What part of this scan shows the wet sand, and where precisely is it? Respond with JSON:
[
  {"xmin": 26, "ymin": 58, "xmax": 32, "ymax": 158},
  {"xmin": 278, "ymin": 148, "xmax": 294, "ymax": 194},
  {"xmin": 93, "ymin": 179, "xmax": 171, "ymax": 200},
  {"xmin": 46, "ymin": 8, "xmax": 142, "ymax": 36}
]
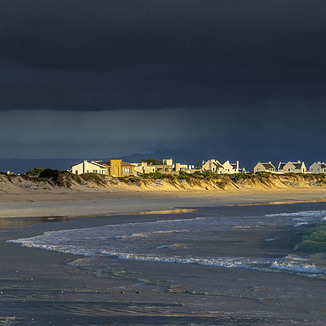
[{"xmin": 1, "ymin": 191, "xmax": 326, "ymax": 325}]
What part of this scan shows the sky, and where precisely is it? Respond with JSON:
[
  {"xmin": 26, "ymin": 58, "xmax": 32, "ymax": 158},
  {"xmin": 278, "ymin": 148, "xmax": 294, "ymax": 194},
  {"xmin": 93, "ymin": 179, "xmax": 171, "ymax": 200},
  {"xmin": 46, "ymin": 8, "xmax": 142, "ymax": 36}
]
[{"xmin": 1, "ymin": 1, "xmax": 326, "ymax": 169}]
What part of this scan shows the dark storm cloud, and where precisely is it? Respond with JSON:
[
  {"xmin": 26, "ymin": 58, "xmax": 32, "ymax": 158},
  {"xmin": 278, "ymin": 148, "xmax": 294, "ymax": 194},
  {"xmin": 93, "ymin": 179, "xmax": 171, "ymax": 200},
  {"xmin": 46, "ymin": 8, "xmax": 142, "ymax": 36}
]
[{"xmin": 1, "ymin": 0, "xmax": 326, "ymax": 111}]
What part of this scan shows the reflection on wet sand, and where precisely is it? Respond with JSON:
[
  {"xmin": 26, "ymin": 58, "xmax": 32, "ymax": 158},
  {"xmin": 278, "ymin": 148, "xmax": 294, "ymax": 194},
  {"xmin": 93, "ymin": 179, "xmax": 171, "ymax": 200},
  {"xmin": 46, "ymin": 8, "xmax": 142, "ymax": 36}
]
[{"xmin": 0, "ymin": 216, "xmax": 70, "ymax": 231}]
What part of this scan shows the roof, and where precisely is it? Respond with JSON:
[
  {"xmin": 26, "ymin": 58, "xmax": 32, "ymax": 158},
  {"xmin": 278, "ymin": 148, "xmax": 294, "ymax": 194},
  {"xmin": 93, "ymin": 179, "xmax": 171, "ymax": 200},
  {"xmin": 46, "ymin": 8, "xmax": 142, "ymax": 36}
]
[
  {"xmin": 279, "ymin": 161, "xmax": 304, "ymax": 170},
  {"xmin": 94, "ymin": 161, "xmax": 110, "ymax": 167},
  {"xmin": 293, "ymin": 162, "xmax": 304, "ymax": 169},
  {"xmin": 261, "ymin": 162, "xmax": 275, "ymax": 169},
  {"xmin": 278, "ymin": 163, "xmax": 286, "ymax": 170},
  {"xmin": 313, "ymin": 162, "xmax": 326, "ymax": 169},
  {"xmin": 94, "ymin": 160, "xmax": 134, "ymax": 167},
  {"xmin": 90, "ymin": 161, "xmax": 107, "ymax": 169},
  {"xmin": 213, "ymin": 161, "xmax": 224, "ymax": 168},
  {"xmin": 71, "ymin": 160, "xmax": 107, "ymax": 169},
  {"xmin": 122, "ymin": 161, "xmax": 135, "ymax": 167},
  {"xmin": 231, "ymin": 163, "xmax": 237, "ymax": 169}
]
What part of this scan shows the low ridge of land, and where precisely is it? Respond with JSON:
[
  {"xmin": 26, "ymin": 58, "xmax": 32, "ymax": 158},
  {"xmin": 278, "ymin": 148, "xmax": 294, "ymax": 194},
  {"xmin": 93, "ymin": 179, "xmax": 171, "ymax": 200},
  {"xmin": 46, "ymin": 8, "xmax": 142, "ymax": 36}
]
[{"xmin": 1, "ymin": 170, "xmax": 326, "ymax": 194}]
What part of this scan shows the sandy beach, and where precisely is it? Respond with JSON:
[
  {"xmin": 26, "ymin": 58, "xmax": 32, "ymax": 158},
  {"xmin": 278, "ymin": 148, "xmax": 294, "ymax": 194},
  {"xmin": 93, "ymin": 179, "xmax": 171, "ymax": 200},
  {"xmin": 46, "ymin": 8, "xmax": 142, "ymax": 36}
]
[
  {"xmin": 1, "ymin": 188, "xmax": 326, "ymax": 325},
  {"xmin": 1, "ymin": 187, "xmax": 326, "ymax": 219}
]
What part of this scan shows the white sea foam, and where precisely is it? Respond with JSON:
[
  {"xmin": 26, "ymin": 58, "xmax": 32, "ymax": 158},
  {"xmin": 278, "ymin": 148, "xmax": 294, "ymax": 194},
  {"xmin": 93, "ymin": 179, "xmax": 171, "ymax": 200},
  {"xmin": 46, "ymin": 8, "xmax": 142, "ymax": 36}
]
[
  {"xmin": 156, "ymin": 243, "xmax": 188, "ymax": 249},
  {"xmin": 265, "ymin": 210, "xmax": 326, "ymax": 218},
  {"xmin": 270, "ymin": 261, "xmax": 323, "ymax": 274},
  {"xmin": 119, "ymin": 230, "xmax": 185, "ymax": 239},
  {"xmin": 292, "ymin": 217, "xmax": 313, "ymax": 221},
  {"xmin": 294, "ymin": 222, "xmax": 311, "ymax": 227}
]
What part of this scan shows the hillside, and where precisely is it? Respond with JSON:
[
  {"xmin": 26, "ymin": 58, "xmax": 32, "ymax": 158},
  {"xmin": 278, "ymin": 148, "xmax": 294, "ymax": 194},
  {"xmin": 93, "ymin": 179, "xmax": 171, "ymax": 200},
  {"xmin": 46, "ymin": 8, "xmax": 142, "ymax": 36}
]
[{"xmin": 1, "ymin": 171, "xmax": 326, "ymax": 194}]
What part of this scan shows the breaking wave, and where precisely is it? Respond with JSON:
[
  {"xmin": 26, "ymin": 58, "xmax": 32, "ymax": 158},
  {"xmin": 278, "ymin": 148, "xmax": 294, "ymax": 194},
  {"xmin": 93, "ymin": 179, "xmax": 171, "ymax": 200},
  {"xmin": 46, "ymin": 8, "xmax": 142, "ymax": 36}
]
[{"xmin": 265, "ymin": 210, "xmax": 326, "ymax": 218}]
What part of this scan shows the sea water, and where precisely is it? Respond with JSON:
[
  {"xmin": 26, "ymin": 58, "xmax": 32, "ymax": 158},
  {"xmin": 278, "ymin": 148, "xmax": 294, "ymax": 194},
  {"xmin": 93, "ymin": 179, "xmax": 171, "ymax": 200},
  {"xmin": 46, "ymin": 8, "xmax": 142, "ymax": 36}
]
[{"xmin": 9, "ymin": 207, "xmax": 326, "ymax": 280}]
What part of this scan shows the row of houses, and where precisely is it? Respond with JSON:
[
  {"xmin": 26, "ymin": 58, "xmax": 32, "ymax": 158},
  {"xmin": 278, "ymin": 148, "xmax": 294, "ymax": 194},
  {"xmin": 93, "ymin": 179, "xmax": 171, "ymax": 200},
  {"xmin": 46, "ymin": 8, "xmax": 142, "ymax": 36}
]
[
  {"xmin": 254, "ymin": 161, "xmax": 326, "ymax": 174},
  {"xmin": 71, "ymin": 159, "xmax": 326, "ymax": 177},
  {"xmin": 71, "ymin": 158, "xmax": 195, "ymax": 177},
  {"xmin": 202, "ymin": 159, "xmax": 326, "ymax": 174},
  {"xmin": 71, "ymin": 160, "xmax": 135, "ymax": 177}
]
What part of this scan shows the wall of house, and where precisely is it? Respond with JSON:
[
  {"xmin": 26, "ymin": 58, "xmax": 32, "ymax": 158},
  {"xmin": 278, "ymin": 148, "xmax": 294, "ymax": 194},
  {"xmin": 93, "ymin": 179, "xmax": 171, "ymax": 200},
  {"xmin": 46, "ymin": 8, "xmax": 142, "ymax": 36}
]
[
  {"xmin": 282, "ymin": 162, "xmax": 307, "ymax": 173},
  {"xmin": 254, "ymin": 162, "xmax": 264, "ymax": 173},
  {"xmin": 133, "ymin": 162, "xmax": 156, "ymax": 174},
  {"xmin": 202, "ymin": 159, "xmax": 220, "ymax": 172},
  {"xmin": 71, "ymin": 162, "xmax": 84, "ymax": 174},
  {"xmin": 254, "ymin": 162, "xmax": 275, "ymax": 173},
  {"xmin": 163, "ymin": 158, "xmax": 173, "ymax": 165},
  {"xmin": 223, "ymin": 161, "xmax": 239, "ymax": 174},
  {"xmin": 309, "ymin": 162, "xmax": 326, "ymax": 174},
  {"xmin": 71, "ymin": 160, "xmax": 106, "ymax": 175},
  {"xmin": 122, "ymin": 165, "xmax": 135, "ymax": 176},
  {"xmin": 310, "ymin": 163, "xmax": 320, "ymax": 173},
  {"xmin": 110, "ymin": 159, "xmax": 122, "ymax": 177}
]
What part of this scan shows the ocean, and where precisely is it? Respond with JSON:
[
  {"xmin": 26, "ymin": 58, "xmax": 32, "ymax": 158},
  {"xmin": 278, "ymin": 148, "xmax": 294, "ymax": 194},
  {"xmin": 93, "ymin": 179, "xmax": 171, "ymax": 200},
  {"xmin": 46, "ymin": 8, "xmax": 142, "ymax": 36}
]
[
  {"xmin": 6, "ymin": 202, "xmax": 326, "ymax": 324},
  {"xmin": 9, "ymin": 207, "xmax": 326, "ymax": 279}
]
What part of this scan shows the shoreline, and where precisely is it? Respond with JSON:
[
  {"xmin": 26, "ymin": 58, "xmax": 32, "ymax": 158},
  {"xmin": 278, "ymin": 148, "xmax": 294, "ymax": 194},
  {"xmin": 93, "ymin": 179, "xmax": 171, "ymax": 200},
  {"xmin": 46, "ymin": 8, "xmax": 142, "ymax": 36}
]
[
  {"xmin": 1, "ymin": 187, "xmax": 326, "ymax": 218},
  {"xmin": 1, "ymin": 191, "xmax": 326, "ymax": 324}
]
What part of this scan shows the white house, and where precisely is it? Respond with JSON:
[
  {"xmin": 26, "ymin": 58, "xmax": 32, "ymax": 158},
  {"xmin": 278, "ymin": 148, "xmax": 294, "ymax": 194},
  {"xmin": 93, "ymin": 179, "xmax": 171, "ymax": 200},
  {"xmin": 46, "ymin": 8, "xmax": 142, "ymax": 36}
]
[
  {"xmin": 71, "ymin": 160, "xmax": 107, "ymax": 175},
  {"xmin": 254, "ymin": 162, "xmax": 276, "ymax": 173},
  {"xmin": 132, "ymin": 162, "xmax": 156, "ymax": 174},
  {"xmin": 202, "ymin": 159, "xmax": 240, "ymax": 174},
  {"xmin": 163, "ymin": 158, "xmax": 173, "ymax": 166},
  {"xmin": 278, "ymin": 161, "xmax": 307, "ymax": 174},
  {"xmin": 223, "ymin": 160, "xmax": 239, "ymax": 174},
  {"xmin": 309, "ymin": 162, "xmax": 326, "ymax": 174},
  {"xmin": 202, "ymin": 159, "xmax": 225, "ymax": 174}
]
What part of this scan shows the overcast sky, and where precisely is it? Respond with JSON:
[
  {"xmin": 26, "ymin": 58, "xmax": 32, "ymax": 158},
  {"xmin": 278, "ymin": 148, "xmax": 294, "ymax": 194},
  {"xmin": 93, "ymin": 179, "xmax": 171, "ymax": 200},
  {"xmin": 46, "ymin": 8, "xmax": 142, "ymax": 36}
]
[{"xmin": 1, "ymin": 1, "xmax": 326, "ymax": 166}]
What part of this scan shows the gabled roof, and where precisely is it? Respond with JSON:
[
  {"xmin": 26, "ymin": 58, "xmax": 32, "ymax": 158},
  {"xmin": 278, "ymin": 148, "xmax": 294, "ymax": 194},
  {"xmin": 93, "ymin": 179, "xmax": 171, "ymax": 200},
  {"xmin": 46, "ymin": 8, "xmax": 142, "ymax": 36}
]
[
  {"xmin": 213, "ymin": 161, "xmax": 224, "ymax": 168},
  {"xmin": 122, "ymin": 161, "xmax": 135, "ymax": 167},
  {"xmin": 313, "ymin": 162, "xmax": 326, "ymax": 169},
  {"xmin": 94, "ymin": 161, "xmax": 110, "ymax": 167},
  {"xmin": 94, "ymin": 160, "xmax": 134, "ymax": 167},
  {"xmin": 90, "ymin": 161, "xmax": 107, "ymax": 169},
  {"xmin": 261, "ymin": 162, "xmax": 275, "ymax": 169},
  {"xmin": 71, "ymin": 160, "xmax": 107, "ymax": 169},
  {"xmin": 278, "ymin": 162, "xmax": 286, "ymax": 170},
  {"xmin": 293, "ymin": 162, "xmax": 304, "ymax": 169}
]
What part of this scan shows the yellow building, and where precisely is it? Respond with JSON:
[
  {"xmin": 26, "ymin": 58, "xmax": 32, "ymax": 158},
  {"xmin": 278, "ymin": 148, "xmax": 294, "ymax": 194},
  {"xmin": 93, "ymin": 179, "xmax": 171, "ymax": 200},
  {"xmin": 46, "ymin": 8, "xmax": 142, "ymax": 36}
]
[
  {"xmin": 110, "ymin": 159, "xmax": 122, "ymax": 177},
  {"xmin": 94, "ymin": 160, "xmax": 135, "ymax": 177}
]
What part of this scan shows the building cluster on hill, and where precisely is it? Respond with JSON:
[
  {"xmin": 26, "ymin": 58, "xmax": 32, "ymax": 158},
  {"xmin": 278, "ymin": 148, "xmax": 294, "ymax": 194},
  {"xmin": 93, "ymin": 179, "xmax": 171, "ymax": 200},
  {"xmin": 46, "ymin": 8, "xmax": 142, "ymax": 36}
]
[
  {"xmin": 70, "ymin": 158, "xmax": 326, "ymax": 177},
  {"xmin": 70, "ymin": 158, "xmax": 196, "ymax": 177}
]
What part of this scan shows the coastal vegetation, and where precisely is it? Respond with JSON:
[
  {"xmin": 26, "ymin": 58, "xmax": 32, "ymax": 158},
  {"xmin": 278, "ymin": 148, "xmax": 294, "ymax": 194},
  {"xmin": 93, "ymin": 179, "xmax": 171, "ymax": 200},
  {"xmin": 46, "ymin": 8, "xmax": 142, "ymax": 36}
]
[
  {"xmin": 1, "ymin": 169, "xmax": 326, "ymax": 193},
  {"xmin": 117, "ymin": 171, "xmax": 326, "ymax": 190},
  {"xmin": 26, "ymin": 167, "xmax": 44, "ymax": 176},
  {"xmin": 141, "ymin": 158, "xmax": 163, "ymax": 165}
]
